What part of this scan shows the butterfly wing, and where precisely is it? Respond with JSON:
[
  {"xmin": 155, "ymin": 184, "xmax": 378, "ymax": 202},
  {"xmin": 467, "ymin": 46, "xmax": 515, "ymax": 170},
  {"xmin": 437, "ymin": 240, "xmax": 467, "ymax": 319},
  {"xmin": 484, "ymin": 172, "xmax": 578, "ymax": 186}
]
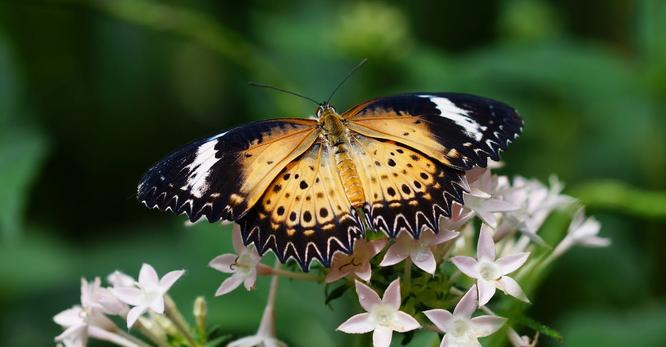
[
  {"xmin": 348, "ymin": 134, "xmax": 465, "ymax": 238},
  {"xmin": 239, "ymin": 142, "xmax": 365, "ymax": 271},
  {"xmin": 343, "ymin": 93, "xmax": 523, "ymax": 170},
  {"xmin": 137, "ymin": 118, "xmax": 319, "ymax": 223}
]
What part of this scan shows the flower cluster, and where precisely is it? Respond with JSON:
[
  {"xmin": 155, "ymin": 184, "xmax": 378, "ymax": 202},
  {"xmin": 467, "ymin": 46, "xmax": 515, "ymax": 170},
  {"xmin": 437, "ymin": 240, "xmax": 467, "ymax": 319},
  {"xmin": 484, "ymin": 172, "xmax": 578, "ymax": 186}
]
[
  {"xmin": 54, "ymin": 166, "xmax": 609, "ymax": 347},
  {"xmin": 54, "ymin": 264, "xmax": 187, "ymax": 347}
]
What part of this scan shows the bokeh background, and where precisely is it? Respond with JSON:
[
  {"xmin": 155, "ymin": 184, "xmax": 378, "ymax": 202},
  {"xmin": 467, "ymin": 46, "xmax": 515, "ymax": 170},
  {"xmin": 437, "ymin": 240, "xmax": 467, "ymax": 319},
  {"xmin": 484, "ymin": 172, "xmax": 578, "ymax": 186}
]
[{"xmin": 1, "ymin": 0, "xmax": 665, "ymax": 346}]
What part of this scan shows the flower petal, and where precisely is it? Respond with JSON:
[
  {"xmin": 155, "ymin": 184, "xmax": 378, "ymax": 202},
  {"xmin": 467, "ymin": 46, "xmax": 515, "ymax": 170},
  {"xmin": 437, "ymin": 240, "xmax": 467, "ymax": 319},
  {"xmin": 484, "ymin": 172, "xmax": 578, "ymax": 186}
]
[
  {"xmin": 126, "ymin": 306, "xmax": 147, "ymax": 328},
  {"xmin": 382, "ymin": 278, "xmax": 402, "ymax": 310},
  {"xmin": 451, "ymin": 256, "xmax": 480, "ymax": 278},
  {"xmin": 495, "ymin": 252, "xmax": 529, "ymax": 276},
  {"xmin": 453, "ymin": 286, "xmax": 478, "ymax": 318},
  {"xmin": 423, "ymin": 309, "xmax": 453, "ymax": 333},
  {"xmin": 434, "ymin": 230, "xmax": 460, "ymax": 245},
  {"xmin": 580, "ymin": 236, "xmax": 611, "ymax": 248},
  {"xmin": 209, "ymin": 254, "xmax": 240, "ymax": 273},
  {"xmin": 355, "ymin": 280, "xmax": 381, "ymax": 312},
  {"xmin": 373, "ymin": 326, "xmax": 393, "ymax": 347},
  {"xmin": 149, "ymin": 297, "xmax": 165, "ymax": 314},
  {"xmin": 498, "ymin": 276, "xmax": 530, "ymax": 303},
  {"xmin": 215, "ymin": 274, "xmax": 244, "ymax": 296},
  {"xmin": 470, "ymin": 315, "xmax": 507, "ymax": 337},
  {"xmin": 391, "ymin": 311, "xmax": 421, "ymax": 332},
  {"xmin": 356, "ymin": 261, "xmax": 372, "ymax": 282},
  {"xmin": 411, "ymin": 247, "xmax": 437, "ymax": 274},
  {"xmin": 159, "ymin": 270, "xmax": 185, "ymax": 291},
  {"xmin": 477, "ymin": 225, "xmax": 496, "ymax": 261},
  {"xmin": 336, "ymin": 313, "xmax": 375, "ymax": 334},
  {"xmin": 379, "ymin": 242, "xmax": 409, "ymax": 267},
  {"xmin": 369, "ymin": 239, "xmax": 388, "ymax": 256},
  {"xmin": 231, "ymin": 223, "xmax": 245, "ymax": 253},
  {"xmin": 477, "ymin": 279, "xmax": 497, "ymax": 306},
  {"xmin": 227, "ymin": 335, "xmax": 264, "ymax": 347},
  {"xmin": 138, "ymin": 263, "xmax": 159, "ymax": 288},
  {"xmin": 54, "ymin": 307, "xmax": 84, "ymax": 327},
  {"xmin": 243, "ymin": 269, "xmax": 257, "ymax": 290},
  {"xmin": 112, "ymin": 287, "xmax": 144, "ymax": 306}
]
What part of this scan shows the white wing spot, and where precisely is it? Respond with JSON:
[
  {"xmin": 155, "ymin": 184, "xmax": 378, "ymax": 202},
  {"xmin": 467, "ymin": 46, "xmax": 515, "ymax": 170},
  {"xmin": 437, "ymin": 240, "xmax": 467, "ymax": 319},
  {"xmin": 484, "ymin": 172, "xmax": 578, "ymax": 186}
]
[
  {"xmin": 182, "ymin": 139, "xmax": 220, "ymax": 198},
  {"xmin": 419, "ymin": 95, "xmax": 484, "ymax": 141}
]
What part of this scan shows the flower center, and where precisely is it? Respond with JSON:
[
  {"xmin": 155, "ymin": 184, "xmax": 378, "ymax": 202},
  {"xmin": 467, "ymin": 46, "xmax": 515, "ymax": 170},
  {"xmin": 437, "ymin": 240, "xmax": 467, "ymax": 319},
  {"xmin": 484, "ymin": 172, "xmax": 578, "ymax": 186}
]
[
  {"xmin": 235, "ymin": 251, "xmax": 256, "ymax": 274},
  {"xmin": 450, "ymin": 319, "xmax": 470, "ymax": 338},
  {"xmin": 371, "ymin": 305, "xmax": 395, "ymax": 327},
  {"xmin": 478, "ymin": 261, "xmax": 499, "ymax": 281}
]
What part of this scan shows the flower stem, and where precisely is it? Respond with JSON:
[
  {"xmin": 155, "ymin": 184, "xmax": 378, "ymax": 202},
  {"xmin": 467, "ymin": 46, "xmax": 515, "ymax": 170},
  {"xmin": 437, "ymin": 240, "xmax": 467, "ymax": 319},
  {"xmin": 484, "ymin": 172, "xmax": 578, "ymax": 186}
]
[
  {"xmin": 403, "ymin": 257, "xmax": 412, "ymax": 292},
  {"xmin": 90, "ymin": 326, "xmax": 148, "ymax": 347},
  {"xmin": 258, "ymin": 263, "xmax": 323, "ymax": 282},
  {"xmin": 135, "ymin": 320, "xmax": 171, "ymax": 347},
  {"xmin": 165, "ymin": 295, "xmax": 200, "ymax": 347}
]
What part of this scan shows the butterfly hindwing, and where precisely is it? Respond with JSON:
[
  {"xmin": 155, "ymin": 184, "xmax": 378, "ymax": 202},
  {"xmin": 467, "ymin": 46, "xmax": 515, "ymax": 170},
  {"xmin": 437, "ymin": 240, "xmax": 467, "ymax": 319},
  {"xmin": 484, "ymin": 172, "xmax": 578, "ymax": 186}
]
[
  {"xmin": 137, "ymin": 118, "xmax": 319, "ymax": 222},
  {"xmin": 239, "ymin": 142, "xmax": 365, "ymax": 270},
  {"xmin": 344, "ymin": 93, "xmax": 523, "ymax": 170},
  {"xmin": 349, "ymin": 134, "xmax": 465, "ymax": 238}
]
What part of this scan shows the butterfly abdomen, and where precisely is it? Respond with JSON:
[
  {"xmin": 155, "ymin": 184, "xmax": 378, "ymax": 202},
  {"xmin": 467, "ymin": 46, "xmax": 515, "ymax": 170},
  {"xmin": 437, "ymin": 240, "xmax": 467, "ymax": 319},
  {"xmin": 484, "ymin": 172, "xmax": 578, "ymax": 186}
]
[{"xmin": 333, "ymin": 143, "xmax": 365, "ymax": 208}]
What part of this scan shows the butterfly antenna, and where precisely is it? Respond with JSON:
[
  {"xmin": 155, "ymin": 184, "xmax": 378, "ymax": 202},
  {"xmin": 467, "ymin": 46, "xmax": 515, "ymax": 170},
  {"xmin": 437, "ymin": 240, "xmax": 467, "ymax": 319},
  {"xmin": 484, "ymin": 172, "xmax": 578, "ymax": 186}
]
[
  {"xmin": 326, "ymin": 58, "xmax": 368, "ymax": 105},
  {"xmin": 248, "ymin": 82, "xmax": 320, "ymax": 106}
]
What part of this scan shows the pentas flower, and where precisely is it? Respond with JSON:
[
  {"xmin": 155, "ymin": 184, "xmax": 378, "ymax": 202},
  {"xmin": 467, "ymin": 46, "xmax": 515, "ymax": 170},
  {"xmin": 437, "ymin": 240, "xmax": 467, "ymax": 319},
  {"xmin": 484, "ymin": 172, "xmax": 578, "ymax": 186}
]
[
  {"xmin": 54, "ymin": 278, "xmax": 123, "ymax": 347},
  {"xmin": 424, "ymin": 285, "xmax": 506, "ymax": 347},
  {"xmin": 107, "ymin": 271, "xmax": 136, "ymax": 288},
  {"xmin": 209, "ymin": 224, "xmax": 263, "ymax": 296},
  {"xmin": 380, "ymin": 228, "xmax": 458, "ymax": 274},
  {"xmin": 552, "ymin": 208, "xmax": 609, "ymax": 258},
  {"xmin": 112, "ymin": 263, "xmax": 185, "ymax": 328},
  {"xmin": 325, "ymin": 238, "xmax": 387, "ymax": 283},
  {"xmin": 440, "ymin": 202, "xmax": 475, "ymax": 233},
  {"xmin": 81, "ymin": 277, "xmax": 127, "ymax": 316},
  {"xmin": 452, "ymin": 225, "xmax": 530, "ymax": 306},
  {"xmin": 337, "ymin": 279, "xmax": 420, "ymax": 347},
  {"xmin": 463, "ymin": 169, "xmax": 518, "ymax": 228},
  {"xmin": 497, "ymin": 176, "xmax": 574, "ymax": 242}
]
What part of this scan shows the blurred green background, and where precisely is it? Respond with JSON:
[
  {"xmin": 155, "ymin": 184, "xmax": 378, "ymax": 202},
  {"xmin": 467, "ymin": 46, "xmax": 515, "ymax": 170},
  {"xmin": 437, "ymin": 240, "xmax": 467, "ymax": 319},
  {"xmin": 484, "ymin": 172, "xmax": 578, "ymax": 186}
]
[{"xmin": 1, "ymin": 0, "xmax": 665, "ymax": 346}]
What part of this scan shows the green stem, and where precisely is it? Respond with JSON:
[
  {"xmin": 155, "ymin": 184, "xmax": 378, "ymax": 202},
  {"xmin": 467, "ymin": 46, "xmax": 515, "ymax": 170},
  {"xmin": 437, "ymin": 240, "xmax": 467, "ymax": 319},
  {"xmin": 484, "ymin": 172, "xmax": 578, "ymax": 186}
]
[
  {"xmin": 134, "ymin": 320, "xmax": 170, "ymax": 347},
  {"xmin": 403, "ymin": 257, "xmax": 413, "ymax": 292},
  {"xmin": 165, "ymin": 295, "xmax": 200, "ymax": 347}
]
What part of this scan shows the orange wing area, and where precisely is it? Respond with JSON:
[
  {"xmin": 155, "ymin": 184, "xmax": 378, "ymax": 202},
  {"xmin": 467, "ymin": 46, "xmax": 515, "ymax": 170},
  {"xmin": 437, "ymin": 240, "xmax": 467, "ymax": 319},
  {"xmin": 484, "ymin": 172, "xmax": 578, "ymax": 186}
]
[
  {"xmin": 239, "ymin": 142, "xmax": 365, "ymax": 270},
  {"xmin": 138, "ymin": 118, "xmax": 319, "ymax": 223},
  {"xmin": 342, "ymin": 93, "xmax": 523, "ymax": 170},
  {"xmin": 349, "ymin": 134, "xmax": 465, "ymax": 238}
]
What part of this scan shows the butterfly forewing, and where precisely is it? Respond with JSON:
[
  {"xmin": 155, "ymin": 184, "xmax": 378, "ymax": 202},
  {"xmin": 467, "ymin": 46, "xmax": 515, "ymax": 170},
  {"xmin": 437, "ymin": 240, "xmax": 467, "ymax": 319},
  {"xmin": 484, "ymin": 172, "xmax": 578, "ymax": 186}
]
[
  {"xmin": 343, "ymin": 93, "xmax": 523, "ymax": 170},
  {"xmin": 137, "ymin": 118, "xmax": 318, "ymax": 222},
  {"xmin": 239, "ymin": 142, "xmax": 364, "ymax": 270}
]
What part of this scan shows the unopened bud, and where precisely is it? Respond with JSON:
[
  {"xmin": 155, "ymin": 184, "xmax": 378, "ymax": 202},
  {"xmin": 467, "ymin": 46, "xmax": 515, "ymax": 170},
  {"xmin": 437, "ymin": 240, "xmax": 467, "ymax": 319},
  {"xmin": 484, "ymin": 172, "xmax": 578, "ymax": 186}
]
[{"xmin": 194, "ymin": 296, "xmax": 207, "ymax": 340}]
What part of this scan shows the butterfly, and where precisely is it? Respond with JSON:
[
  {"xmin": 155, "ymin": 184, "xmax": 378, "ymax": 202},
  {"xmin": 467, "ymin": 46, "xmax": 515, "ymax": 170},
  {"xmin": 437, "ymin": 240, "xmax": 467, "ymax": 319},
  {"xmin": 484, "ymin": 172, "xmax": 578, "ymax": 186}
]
[{"xmin": 137, "ymin": 92, "xmax": 522, "ymax": 271}]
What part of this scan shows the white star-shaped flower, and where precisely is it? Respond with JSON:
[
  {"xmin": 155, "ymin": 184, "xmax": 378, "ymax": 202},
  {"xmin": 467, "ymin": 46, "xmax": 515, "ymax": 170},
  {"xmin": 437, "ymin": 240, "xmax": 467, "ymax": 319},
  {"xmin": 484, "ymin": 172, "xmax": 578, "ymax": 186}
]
[
  {"xmin": 552, "ymin": 208, "xmax": 609, "ymax": 257},
  {"xmin": 463, "ymin": 170, "xmax": 518, "ymax": 228},
  {"xmin": 337, "ymin": 279, "xmax": 420, "ymax": 347},
  {"xmin": 209, "ymin": 224, "xmax": 262, "ymax": 296},
  {"xmin": 380, "ymin": 228, "xmax": 458, "ymax": 274},
  {"xmin": 424, "ymin": 285, "xmax": 506, "ymax": 347},
  {"xmin": 451, "ymin": 225, "xmax": 530, "ymax": 306},
  {"xmin": 54, "ymin": 278, "xmax": 121, "ymax": 347},
  {"xmin": 112, "ymin": 263, "xmax": 185, "ymax": 328}
]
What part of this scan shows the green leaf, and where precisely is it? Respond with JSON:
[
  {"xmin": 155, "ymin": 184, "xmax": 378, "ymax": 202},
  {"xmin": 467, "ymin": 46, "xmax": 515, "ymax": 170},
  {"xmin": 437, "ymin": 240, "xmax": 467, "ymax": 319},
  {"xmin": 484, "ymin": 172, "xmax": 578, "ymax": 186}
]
[
  {"xmin": 515, "ymin": 315, "xmax": 563, "ymax": 342},
  {"xmin": 570, "ymin": 180, "xmax": 666, "ymax": 219},
  {"xmin": 0, "ymin": 127, "xmax": 48, "ymax": 241},
  {"xmin": 325, "ymin": 282, "xmax": 350, "ymax": 306}
]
